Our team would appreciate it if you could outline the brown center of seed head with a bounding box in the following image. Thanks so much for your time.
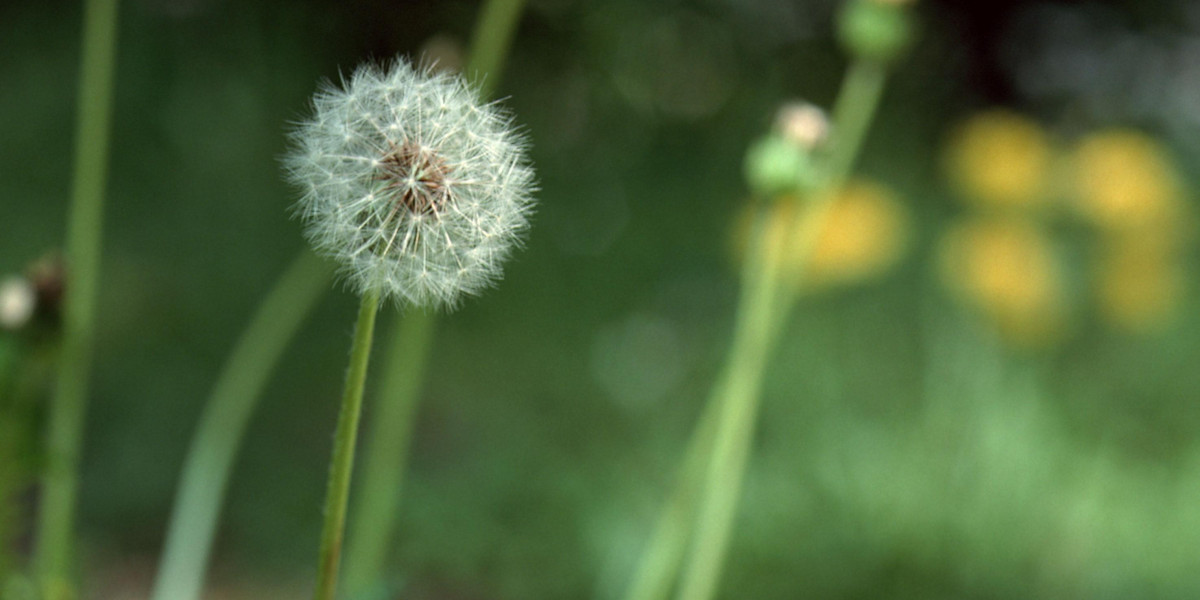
[375,140,452,216]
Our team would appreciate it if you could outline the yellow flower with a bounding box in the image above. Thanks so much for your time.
[945,110,1052,211]
[1070,129,1180,231]
[729,180,909,290]
[938,217,1065,345]
[1094,234,1184,334]
[805,180,909,287]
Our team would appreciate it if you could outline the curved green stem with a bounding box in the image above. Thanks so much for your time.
[674,212,785,600]
[623,58,890,600]
[341,310,434,598]
[313,288,381,600]
[621,386,721,600]
[150,251,331,600]
[34,0,119,597]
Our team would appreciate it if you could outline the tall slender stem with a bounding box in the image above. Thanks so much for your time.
[341,310,434,597]
[313,289,381,600]
[1,337,23,583]
[464,0,527,97]
[335,1,529,593]
[774,59,888,318]
[623,58,890,600]
[151,252,331,600]
[674,213,785,600]
[826,60,887,190]
[2,338,56,585]
[621,387,721,600]
[34,0,119,597]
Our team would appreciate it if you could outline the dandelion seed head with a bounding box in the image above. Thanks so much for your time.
[285,58,535,309]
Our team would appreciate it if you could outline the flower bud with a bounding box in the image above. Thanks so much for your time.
[837,0,915,63]
[744,134,816,197]
[775,102,830,150]
[0,276,35,331]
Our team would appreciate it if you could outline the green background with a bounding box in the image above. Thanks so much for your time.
[3,0,1200,597]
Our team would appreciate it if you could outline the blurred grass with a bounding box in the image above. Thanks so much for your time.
[3,0,1200,598]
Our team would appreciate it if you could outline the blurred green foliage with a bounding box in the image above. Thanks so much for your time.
[3,0,1200,598]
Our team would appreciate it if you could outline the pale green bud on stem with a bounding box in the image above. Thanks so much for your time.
[744,102,830,198]
[837,0,916,64]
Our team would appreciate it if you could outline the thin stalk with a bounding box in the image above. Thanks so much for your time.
[464,0,527,97]
[34,0,119,597]
[768,61,887,341]
[775,59,888,317]
[336,0,528,593]
[1,337,21,583]
[826,60,887,190]
[621,386,722,600]
[341,310,433,598]
[150,251,331,600]
[2,339,53,584]
[313,288,381,600]
[674,213,786,600]
[627,58,891,600]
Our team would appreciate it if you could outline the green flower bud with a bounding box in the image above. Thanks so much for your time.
[743,133,817,197]
[838,0,914,63]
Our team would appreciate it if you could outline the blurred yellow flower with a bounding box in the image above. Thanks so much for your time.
[938,217,1065,345]
[805,180,909,287]
[1094,235,1184,333]
[1069,129,1181,231]
[945,110,1052,211]
[730,180,909,290]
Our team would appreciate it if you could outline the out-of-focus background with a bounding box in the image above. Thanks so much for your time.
[4,0,1200,597]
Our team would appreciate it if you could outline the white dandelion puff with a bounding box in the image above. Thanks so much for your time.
[285,58,536,309]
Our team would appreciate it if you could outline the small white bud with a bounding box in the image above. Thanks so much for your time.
[774,102,829,150]
[285,58,536,309]
[0,276,35,330]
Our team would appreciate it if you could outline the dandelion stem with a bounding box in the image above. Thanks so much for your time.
[3,339,56,585]
[621,383,722,600]
[827,60,887,190]
[314,288,381,600]
[34,0,119,596]
[150,251,331,600]
[674,211,785,600]
[337,1,529,593]
[1,337,25,584]
[627,58,890,600]
[775,59,888,316]
[341,310,434,597]
[465,0,527,97]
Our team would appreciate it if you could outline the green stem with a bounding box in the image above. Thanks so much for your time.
[626,58,890,600]
[825,60,887,190]
[341,310,434,598]
[334,2,529,594]
[1,337,20,583]
[2,338,51,585]
[150,252,331,600]
[313,289,381,600]
[774,59,888,320]
[674,212,785,600]
[621,385,722,600]
[34,0,119,597]
[464,0,527,97]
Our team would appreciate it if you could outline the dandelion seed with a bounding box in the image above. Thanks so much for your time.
[285,58,536,308]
